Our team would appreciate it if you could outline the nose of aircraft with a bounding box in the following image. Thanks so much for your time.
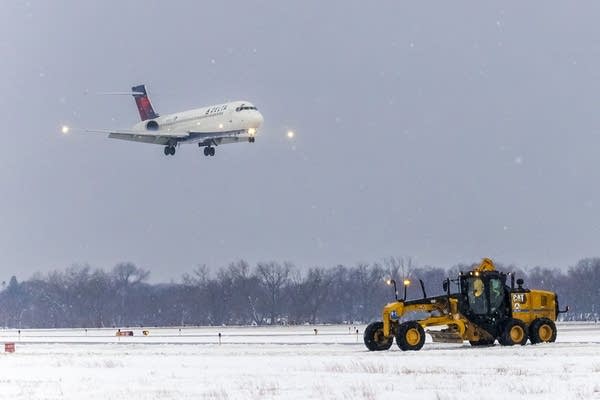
[254,111,264,128]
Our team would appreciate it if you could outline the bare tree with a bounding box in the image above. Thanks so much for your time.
[296,267,333,324]
[111,262,150,326]
[255,262,292,325]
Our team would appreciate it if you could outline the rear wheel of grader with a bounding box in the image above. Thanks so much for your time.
[499,318,528,346]
[363,321,393,351]
[396,321,426,351]
[529,318,557,344]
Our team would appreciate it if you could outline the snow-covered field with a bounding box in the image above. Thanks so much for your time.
[0,323,599,399]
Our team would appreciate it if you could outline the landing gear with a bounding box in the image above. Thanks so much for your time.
[249,137,255,143]
[203,146,215,157]
[164,146,176,156]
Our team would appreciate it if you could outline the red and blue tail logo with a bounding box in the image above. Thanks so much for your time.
[132,84,159,121]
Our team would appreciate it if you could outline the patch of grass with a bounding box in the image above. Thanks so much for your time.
[202,388,229,400]
[507,383,549,395]
[346,383,376,400]
[326,361,386,374]
[494,366,529,376]
[103,359,122,368]
[248,382,280,398]
[311,383,331,399]
[495,366,508,374]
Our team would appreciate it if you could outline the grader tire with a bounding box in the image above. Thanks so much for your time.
[529,318,557,344]
[363,321,393,351]
[499,318,528,346]
[396,321,426,351]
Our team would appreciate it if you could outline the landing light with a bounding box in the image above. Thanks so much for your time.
[287,130,295,139]
[403,279,411,286]
[61,125,70,135]
[385,279,392,286]
[248,128,256,136]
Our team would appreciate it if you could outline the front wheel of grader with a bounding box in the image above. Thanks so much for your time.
[364,321,393,351]
[396,321,426,351]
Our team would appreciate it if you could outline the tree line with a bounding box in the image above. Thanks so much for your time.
[0,257,598,329]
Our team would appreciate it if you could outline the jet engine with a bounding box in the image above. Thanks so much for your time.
[146,120,159,131]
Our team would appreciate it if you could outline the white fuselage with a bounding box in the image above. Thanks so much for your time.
[131,100,264,144]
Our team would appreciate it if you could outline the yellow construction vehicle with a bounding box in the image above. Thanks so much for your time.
[364,258,568,351]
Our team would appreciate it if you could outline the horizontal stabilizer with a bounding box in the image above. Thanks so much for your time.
[95,91,145,96]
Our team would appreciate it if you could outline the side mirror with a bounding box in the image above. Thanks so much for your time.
[443,280,449,292]
[516,278,524,286]
[558,305,570,314]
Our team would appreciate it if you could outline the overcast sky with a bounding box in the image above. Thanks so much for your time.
[1,1,599,282]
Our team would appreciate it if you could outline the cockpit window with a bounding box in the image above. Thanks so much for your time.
[235,106,258,112]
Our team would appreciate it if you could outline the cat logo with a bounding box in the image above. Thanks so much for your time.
[512,293,526,303]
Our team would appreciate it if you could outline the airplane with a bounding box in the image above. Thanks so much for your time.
[87,84,264,156]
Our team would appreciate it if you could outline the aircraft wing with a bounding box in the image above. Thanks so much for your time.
[185,130,249,145]
[85,129,189,145]
[84,129,249,146]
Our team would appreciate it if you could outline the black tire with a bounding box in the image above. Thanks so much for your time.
[469,337,495,346]
[164,147,170,156]
[529,318,557,344]
[209,147,215,156]
[499,318,528,346]
[396,321,426,351]
[170,146,176,155]
[363,321,393,351]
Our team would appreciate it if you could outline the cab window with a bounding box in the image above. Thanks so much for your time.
[489,278,504,312]
[467,277,488,315]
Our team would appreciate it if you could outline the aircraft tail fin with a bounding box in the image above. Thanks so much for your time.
[131,84,159,121]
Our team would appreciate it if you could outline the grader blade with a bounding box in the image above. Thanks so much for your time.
[427,330,463,343]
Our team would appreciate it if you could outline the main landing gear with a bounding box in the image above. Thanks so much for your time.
[164,146,176,156]
[203,146,216,157]
[249,137,255,143]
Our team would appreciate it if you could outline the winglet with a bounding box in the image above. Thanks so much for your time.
[131,84,159,121]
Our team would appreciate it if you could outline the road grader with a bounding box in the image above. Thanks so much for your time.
[364,258,568,351]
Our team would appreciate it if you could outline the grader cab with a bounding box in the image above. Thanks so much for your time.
[364,258,568,351]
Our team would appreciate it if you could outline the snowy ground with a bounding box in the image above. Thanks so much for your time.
[0,323,599,399]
